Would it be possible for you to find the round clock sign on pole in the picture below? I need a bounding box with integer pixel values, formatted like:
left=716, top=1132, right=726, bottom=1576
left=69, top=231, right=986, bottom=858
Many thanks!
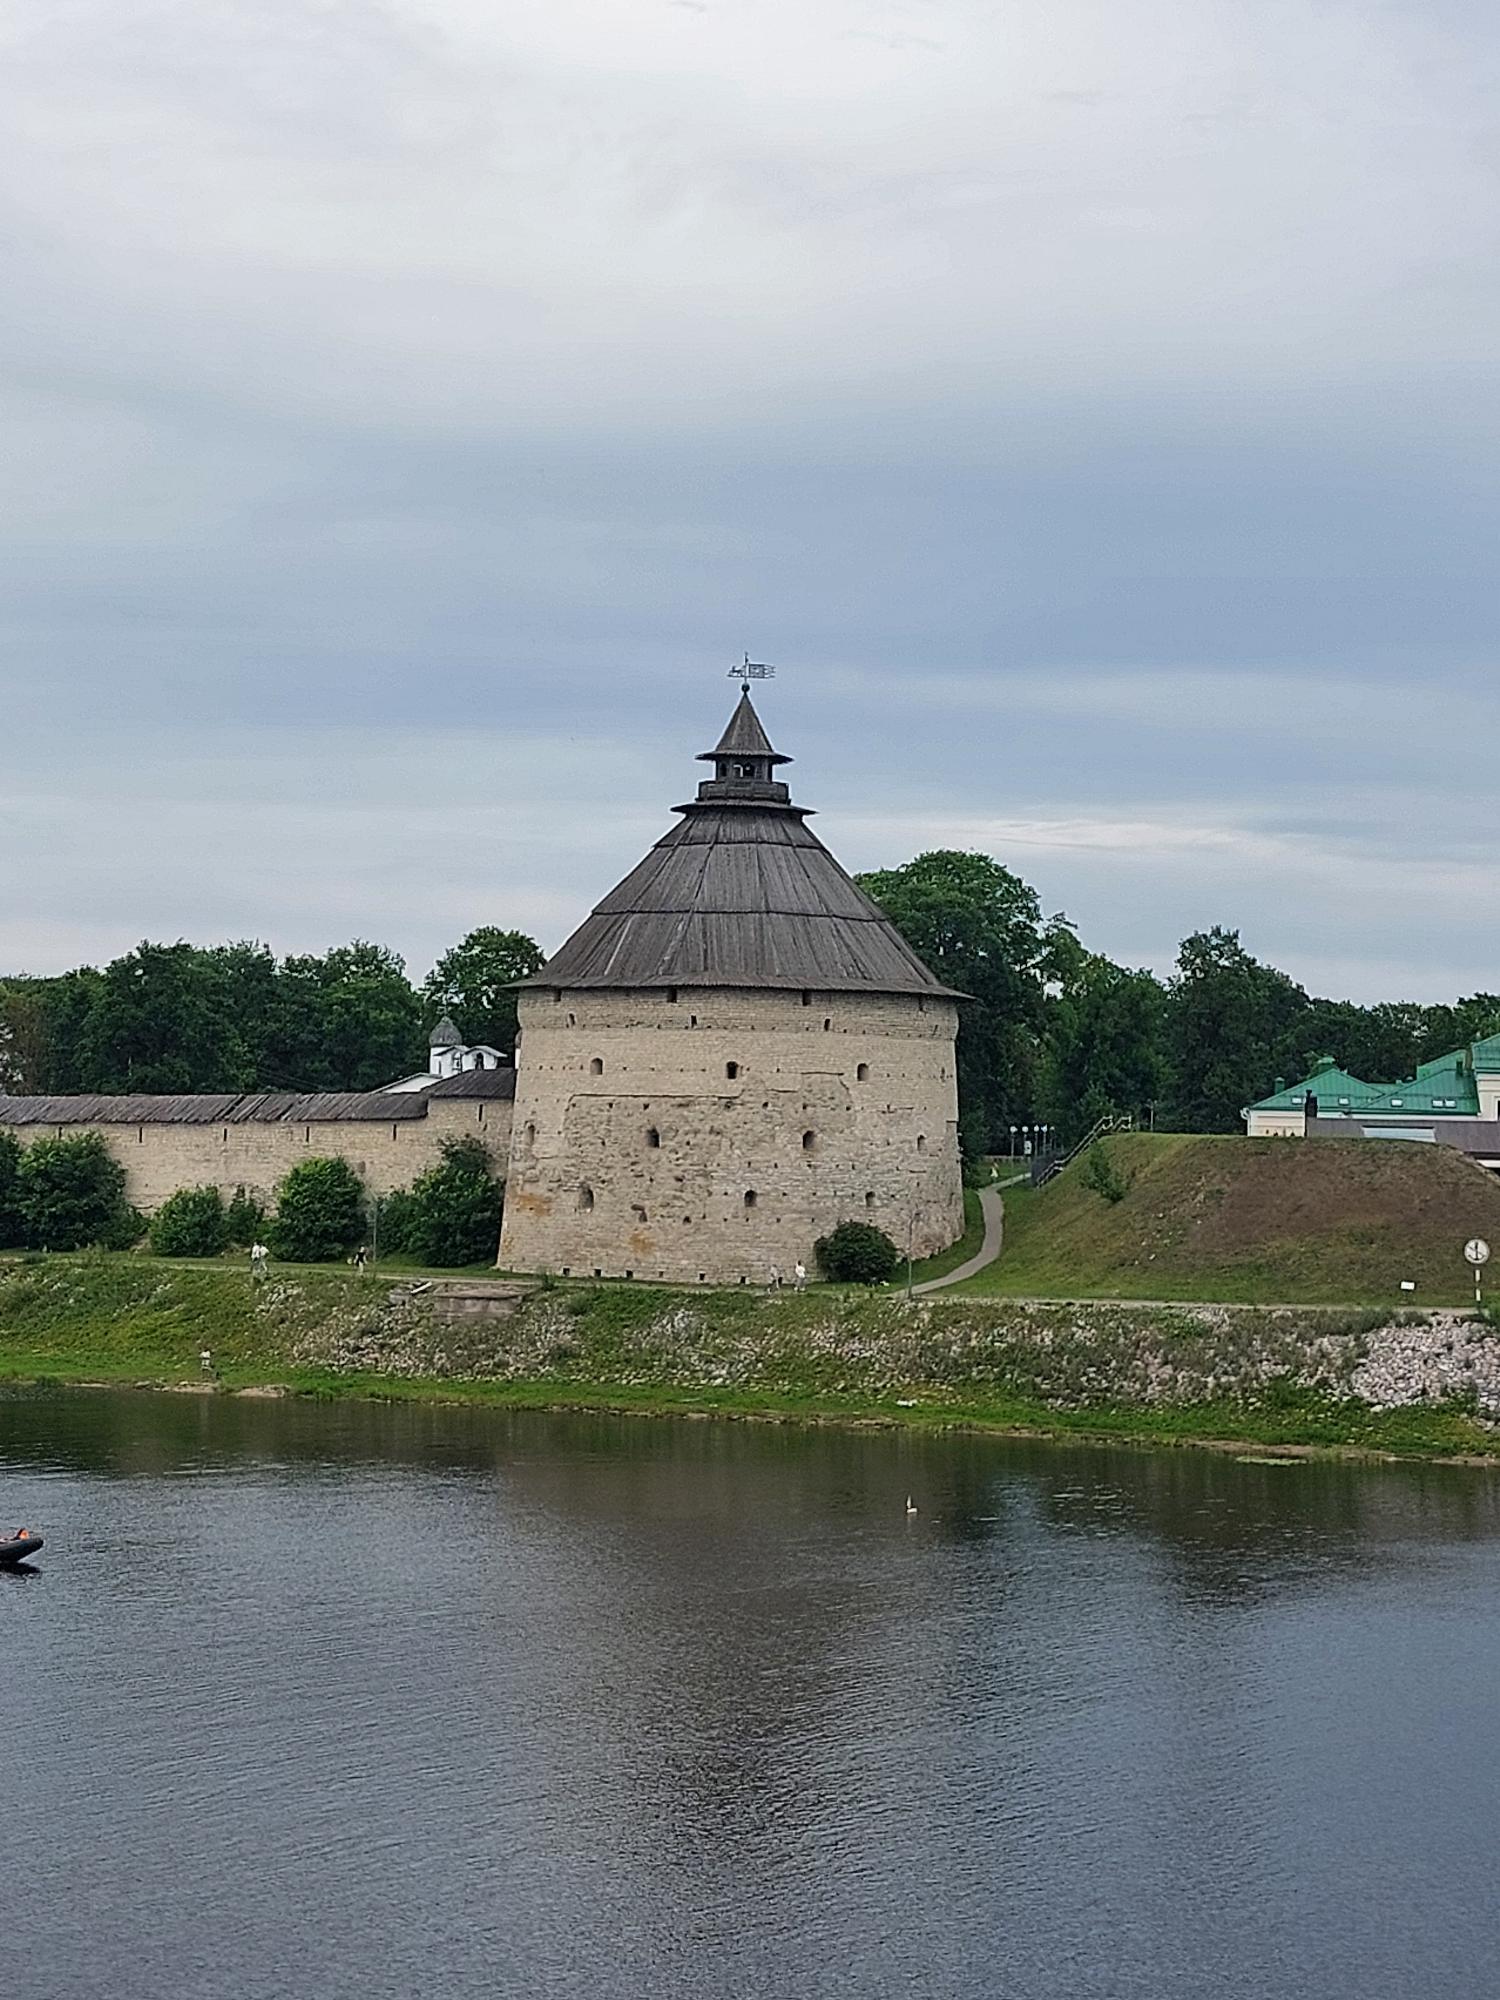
left=1465, top=1238, right=1491, bottom=1310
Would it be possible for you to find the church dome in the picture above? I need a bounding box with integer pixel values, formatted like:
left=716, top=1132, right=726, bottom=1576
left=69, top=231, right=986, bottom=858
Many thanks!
left=526, top=687, right=962, bottom=998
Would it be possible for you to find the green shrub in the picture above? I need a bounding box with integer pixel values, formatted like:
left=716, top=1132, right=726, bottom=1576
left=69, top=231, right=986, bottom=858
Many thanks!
left=224, top=1187, right=265, bottom=1248
left=373, top=1187, right=421, bottom=1258
left=401, top=1137, right=502, bottom=1267
left=268, top=1157, right=366, bottom=1263
left=1081, top=1143, right=1130, bottom=1204
left=0, top=1132, right=24, bottom=1248
left=148, top=1185, right=229, bottom=1258
left=18, top=1132, right=129, bottom=1250
left=99, top=1204, right=147, bottom=1251
left=814, top=1220, right=901, bottom=1284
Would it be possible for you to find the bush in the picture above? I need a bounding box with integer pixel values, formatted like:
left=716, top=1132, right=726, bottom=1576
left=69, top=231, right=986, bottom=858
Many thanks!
left=224, top=1187, right=265, bottom=1248
left=1081, top=1142, right=1130, bottom=1204
left=268, top=1157, right=366, bottom=1263
left=814, top=1220, right=901, bottom=1285
left=148, top=1186, right=230, bottom=1258
left=99, top=1205, right=147, bottom=1251
left=373, top=1187, right=422, bottom=1258
left=0, top=1132, right=25, bottom=1248
left=401, top=1137, right=503, bottom=1267
left=18, top=1132, right=130, bottom=1250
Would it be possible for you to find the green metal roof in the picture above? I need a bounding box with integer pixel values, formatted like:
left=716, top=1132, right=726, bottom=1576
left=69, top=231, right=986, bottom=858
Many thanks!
left=1470, top=1034, right=1500, bottom=1073
left=1249, top=1045, right=1480, bottom=1116
left=1249, top=1057, right=1382, bottom=1113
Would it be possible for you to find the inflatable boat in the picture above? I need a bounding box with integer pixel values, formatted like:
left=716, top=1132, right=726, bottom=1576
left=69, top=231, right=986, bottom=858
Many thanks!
left=0, top=1532, right=42, bottom=1566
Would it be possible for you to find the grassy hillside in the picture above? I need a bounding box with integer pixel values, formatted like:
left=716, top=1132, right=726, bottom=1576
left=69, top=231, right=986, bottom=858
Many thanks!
left=962, top=1134, right=1500, bottom=1305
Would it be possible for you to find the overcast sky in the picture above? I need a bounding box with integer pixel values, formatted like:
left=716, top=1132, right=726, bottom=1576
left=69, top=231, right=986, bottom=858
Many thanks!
left=4, top=0, right=1499, bottom=1000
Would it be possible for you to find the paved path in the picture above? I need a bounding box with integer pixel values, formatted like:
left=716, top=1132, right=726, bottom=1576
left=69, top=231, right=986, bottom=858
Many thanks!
left=912, top=1183, right=1007, bottom=1294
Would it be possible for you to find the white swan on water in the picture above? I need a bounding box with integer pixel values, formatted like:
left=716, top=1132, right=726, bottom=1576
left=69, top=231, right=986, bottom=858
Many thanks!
left=905, top=1496, right=918, bottom=1517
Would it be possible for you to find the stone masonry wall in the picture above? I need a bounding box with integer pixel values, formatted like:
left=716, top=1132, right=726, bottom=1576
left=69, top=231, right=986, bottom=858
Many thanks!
left=6, top=1097, right=513, bottom=1213
left=498, top=986, right=963, bottom=1283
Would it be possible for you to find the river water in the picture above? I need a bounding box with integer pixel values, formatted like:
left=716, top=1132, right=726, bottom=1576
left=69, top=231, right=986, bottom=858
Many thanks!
left=3, top=1388, right=1499, bottom=1999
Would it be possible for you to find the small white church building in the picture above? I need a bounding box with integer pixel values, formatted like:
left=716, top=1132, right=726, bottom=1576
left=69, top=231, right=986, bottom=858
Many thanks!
left=382, top=1016, right=510, bottom=1094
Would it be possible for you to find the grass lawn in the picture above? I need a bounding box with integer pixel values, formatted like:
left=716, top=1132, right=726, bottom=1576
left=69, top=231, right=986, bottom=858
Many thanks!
left=953, top=1132, right=1500, bottom=1307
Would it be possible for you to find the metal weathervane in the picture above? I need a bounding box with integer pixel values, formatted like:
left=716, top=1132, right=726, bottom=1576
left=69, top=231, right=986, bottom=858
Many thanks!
left=729, top=652, right=775, bottom=687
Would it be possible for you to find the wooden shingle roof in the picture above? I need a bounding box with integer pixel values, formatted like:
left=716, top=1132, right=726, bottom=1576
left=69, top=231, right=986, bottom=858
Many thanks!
left=0, top=1091, right=434, bottom=1127
left=526, top=694, right=963, bottom=999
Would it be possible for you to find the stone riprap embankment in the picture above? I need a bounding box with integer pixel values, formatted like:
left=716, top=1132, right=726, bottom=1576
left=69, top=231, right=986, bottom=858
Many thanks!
left=282, top=1284, right=1500, bottom=1416
left=1350, top=1311, right=1500, bottom=1411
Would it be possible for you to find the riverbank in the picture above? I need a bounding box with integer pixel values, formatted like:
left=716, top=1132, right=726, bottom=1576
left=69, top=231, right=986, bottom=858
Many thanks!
left=3, top=1254, right=1500, bottom=1462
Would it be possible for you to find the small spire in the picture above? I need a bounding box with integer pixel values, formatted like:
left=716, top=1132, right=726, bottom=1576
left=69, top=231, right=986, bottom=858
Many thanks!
left=698, top=687, right=791, bottom=768
left=429, top=1014, right=463, bottom=1049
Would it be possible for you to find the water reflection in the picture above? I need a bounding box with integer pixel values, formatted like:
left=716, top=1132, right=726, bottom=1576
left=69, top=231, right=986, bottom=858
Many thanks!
left=3, top=1387, right=1500, bottom=1999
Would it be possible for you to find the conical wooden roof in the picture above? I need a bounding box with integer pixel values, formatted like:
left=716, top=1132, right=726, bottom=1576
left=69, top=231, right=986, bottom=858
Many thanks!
left=527, top=693, right=962, bottom=998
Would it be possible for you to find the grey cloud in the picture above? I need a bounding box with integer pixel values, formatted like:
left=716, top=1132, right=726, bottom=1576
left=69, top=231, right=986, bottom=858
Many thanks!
left=2, top=0, right=1499, bottom=1002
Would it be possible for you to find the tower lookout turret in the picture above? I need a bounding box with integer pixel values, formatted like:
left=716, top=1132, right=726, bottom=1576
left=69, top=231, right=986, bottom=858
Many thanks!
left=498, top=687, right=964, bottom=1283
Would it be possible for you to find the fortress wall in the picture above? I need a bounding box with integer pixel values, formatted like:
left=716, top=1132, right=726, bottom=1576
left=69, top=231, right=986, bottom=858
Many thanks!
left=498, top=986, right=963, bottom=1283
left=6, top=1096, right=513, bottom=1214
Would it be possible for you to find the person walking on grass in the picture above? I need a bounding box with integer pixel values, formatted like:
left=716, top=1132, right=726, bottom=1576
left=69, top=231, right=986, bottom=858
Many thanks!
left=249, top=1241, right=269, bottom=1283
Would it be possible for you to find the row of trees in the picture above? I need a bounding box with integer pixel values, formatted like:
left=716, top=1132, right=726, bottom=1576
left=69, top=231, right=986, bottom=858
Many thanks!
left=0, top=1132, right=504, bottom=1267
left=4, top=851, right=1489, bottom=1145
left=0, top=929, right=543, bottom=1096
left=854, top=853, right=1500, bottom=1148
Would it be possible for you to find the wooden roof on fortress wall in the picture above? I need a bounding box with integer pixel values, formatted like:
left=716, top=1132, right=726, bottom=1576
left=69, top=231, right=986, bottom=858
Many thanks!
left=0, top=1072, right=515, bottom=1127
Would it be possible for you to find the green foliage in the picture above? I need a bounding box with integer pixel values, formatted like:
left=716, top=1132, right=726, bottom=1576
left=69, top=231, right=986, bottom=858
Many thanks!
left=99, top=1205, right=147, bottom=1252
left=1081, top=1142, right=1130, bottom=1204
left=148, top=1186, right=230, bottom=1258
left=11, top=929, right=544, bottom=1095
left=223, top=1187, right=265, bottom=1248
left=423, top=927, right=544, bottom=1058
left=0, top=1132, right=25, bottom=1248
left=857, top=850, right=1049, bottom=1147
left=0, top=983, right=49, bottom=1093
left=268, top=1157, right=367, bottom=1263
left=372, top=1187, right=422, bottom=1258
left=1164, top=928, right=1308, bottom=1133
left=277, top=942, right=425, bottom=1092
left=18, top=1132, right=129, bottom=1251
left=399, top=1137, right=503, bottom=1268
left=1040, top=953, right=1165, bottom=1145
left=814, top=1220, right=901, bottom=1284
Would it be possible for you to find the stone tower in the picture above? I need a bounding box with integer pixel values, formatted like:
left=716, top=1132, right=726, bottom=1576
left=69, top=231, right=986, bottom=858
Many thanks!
left=498, top=687, right=964, bottom=1283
